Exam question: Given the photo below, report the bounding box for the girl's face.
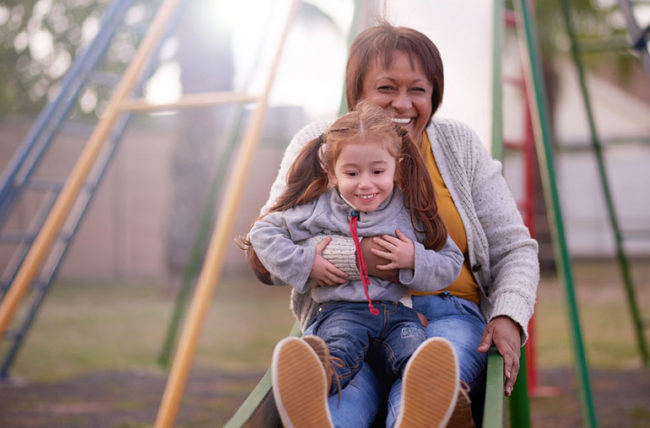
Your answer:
[329,136,397,213]
[360,50,433,147]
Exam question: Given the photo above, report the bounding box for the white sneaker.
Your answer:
[395,337,460,428]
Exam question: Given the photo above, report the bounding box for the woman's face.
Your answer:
[360,50,433,146]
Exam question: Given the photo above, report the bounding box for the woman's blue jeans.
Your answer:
[324,292,488,428]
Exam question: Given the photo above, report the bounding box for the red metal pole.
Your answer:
[504,8,559,397]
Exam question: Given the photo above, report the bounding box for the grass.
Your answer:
[534,259,650,369]
[1,259,649,382]
[3,273,295,382]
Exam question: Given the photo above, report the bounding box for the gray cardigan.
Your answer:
[250,187,463,304]
[261,117,539,343]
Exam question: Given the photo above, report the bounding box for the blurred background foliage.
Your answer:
[0,0,112,116]
[0,0,341,119]
[0,0,645,118]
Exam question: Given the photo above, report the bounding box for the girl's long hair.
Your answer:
[393,125,447,250]
[241,101,447,278]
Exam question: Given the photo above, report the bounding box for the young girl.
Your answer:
[245,101,464,425]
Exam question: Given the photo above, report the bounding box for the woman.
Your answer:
[257,22,539,427]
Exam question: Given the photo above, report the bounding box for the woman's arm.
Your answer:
[462,124,539,395]
[469,131,538,339]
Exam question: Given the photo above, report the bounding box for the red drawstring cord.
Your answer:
[349,211,379,316]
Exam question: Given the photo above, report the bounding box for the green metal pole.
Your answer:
[491,0,504,163]
[559,0,648,367]
[482,348,505,428]
[514,1,598,427]
[493,2,531,426]
[509,351,531,428]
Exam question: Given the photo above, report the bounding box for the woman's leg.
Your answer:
[386,293,487,428]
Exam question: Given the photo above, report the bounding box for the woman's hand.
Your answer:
[360,235,400,283]
[477,316,522,396]
[370,229,415,270]
[309,237,349,286]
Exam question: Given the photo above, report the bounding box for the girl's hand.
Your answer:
[309,237,349,286]
[370,229,415,270]
[360,237,399,283]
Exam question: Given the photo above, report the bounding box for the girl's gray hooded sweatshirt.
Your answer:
[249,187,463,304]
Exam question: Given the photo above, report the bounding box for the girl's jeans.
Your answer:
[310,301,426,394]
[324,292,488,428]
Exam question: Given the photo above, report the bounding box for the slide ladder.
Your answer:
[0,0,259,379]
[0,0,183,378]
[559,0,650,367]
[514,0,600,427]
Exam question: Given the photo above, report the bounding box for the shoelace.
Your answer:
[329,356,345,404]
[349,210,379,316]
[303,336,346,404]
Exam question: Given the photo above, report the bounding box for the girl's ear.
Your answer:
[327,169,338,187]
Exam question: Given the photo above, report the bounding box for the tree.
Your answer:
[0,0,108,116]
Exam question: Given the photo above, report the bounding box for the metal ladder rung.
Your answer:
[24,177,98,195]
[2,328,22,342]
[578,38,631,54]
[59,121,97,139]
[125,20,152,37]
[629,23,649,49]
[0,231,38,244]
[600,135,650,145]
[504,140,525,150]
[622,229,650,240]
[30,279,49,292]
[87,71,123,88]
[25,179,65,192]
[120,91,259,112]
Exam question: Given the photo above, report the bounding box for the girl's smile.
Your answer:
[329,136,397,213]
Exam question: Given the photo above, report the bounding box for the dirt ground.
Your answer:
[1,366,649,427]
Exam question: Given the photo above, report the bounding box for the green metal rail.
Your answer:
[514,1,598,427]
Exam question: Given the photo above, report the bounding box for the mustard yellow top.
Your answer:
[411,132,480,303]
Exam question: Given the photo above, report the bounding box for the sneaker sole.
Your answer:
[271,337,332,428]
[396,337,460,428]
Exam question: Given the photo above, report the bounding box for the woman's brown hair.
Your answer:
[345,21,444,119]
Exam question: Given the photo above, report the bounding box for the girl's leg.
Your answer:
[304,313,384,428]
[328,362,384,428]
[386,293,487,428]
[311,302,376,391]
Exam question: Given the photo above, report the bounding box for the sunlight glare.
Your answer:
[146,62,182,105]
